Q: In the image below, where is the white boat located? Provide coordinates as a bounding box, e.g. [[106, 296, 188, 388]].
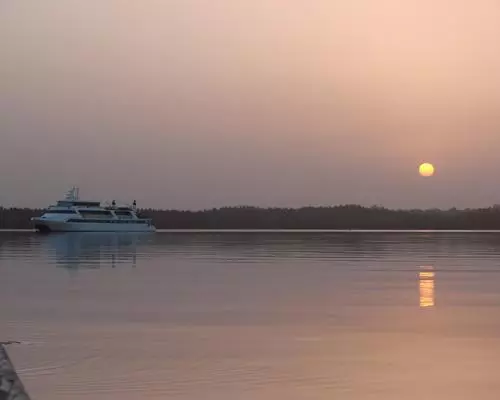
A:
[[31, 187, 156, 233]]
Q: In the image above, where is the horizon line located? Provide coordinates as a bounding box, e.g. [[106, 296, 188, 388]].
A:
[[3, 204, 500, 212]]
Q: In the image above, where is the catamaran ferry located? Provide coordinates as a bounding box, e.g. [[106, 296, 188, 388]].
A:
[[31, 188, 156, 233]]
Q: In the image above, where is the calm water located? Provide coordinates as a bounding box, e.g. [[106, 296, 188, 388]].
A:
[[2, 231, 500, 399]]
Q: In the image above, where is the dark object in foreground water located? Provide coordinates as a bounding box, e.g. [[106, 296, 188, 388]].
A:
[[0, 343, 31, 400]]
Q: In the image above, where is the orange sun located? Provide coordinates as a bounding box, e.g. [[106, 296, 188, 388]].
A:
[[419, 163, 435, 177]]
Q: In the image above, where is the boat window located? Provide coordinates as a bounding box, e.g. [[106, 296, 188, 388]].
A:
[[45, 209, 77, 214], [74, 201, 101, 207], [115, 211, 132, 216], [67, 219, 148, 224], [79, 210, 113, 216]]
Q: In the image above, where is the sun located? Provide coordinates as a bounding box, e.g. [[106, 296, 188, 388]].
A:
[[419, 163, 435, 177]]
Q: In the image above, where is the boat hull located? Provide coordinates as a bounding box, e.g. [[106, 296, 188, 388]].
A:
[[32, 218, 156, 233]]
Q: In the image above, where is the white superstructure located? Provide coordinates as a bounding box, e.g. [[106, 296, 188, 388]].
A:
[[31, 187, 156, 233]]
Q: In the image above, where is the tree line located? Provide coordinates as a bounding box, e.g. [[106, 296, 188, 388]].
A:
[[3, 205, 500, 230]]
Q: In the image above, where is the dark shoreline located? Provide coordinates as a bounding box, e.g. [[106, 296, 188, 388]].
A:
[[3, 205, 500, 230]]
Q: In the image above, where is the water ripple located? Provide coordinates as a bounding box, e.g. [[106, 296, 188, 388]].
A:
[[3, 231, 500, 399]]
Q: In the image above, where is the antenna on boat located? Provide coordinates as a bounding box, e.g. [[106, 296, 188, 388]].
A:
[[65, 186, 80, 201]]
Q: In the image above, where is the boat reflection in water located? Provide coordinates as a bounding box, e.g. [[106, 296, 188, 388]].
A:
[[419, 266, 435, 308], [44, 232, 153, 270]]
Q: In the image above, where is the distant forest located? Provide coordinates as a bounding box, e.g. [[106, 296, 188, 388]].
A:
[[3, 205, 500, 230]]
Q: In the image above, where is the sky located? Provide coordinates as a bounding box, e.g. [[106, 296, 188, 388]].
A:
[[1, 0, 500, 209]]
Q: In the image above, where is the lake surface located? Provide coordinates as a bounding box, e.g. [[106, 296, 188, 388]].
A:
[[2, 231, 500, 399]]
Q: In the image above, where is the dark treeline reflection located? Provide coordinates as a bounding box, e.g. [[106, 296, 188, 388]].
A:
[[3, 205, 500, 229]]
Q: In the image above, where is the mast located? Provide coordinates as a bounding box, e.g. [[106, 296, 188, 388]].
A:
[[64, 187, 80, 201]]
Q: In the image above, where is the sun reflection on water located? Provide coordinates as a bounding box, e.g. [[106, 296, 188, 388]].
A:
[[419, 266, 435, 308]]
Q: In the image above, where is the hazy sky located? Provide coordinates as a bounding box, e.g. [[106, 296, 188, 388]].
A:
[[2, 1, 500, 209]]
